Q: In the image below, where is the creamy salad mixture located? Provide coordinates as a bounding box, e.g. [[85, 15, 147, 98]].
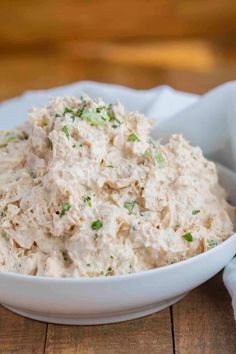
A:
[[0, 95, 235, 277]]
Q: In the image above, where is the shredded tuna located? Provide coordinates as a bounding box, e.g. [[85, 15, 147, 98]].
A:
[[0, 95, 235, 277]]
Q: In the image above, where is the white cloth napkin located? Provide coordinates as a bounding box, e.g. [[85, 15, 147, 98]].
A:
[[224, 258, 236, 320], [0, 80, 236, 318]]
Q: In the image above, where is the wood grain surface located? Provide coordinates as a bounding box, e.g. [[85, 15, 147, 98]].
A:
[[1, 0, 236, 100], [45, 308, 173, 354], [173, 274, 236, 354], [0, 0, 236, 46], [0, 274, 235, 354], [0, 1, 236, 353], [0, 306, 47, 353]]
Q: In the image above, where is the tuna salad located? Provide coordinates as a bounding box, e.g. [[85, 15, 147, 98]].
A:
[[0, 95, 235, 277]]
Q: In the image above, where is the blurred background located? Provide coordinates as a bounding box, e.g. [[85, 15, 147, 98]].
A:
[[1, 0, 236, 101]]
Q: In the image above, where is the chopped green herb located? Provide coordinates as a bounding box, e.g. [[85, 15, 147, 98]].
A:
[[63, 107, 73, 115], [74, 108, 84, 118], [107, 105, 122, 127], [144, 148, 166, 168], [86, 263, 91, 267], [207, 239, 218, 248], [192, 209, 200, 215], [62, 125, 70, 139], [91, 219, 103, 231], [55, 113, 60, 118], [107, 164, 114, 168], [72, 144, 76, 148], [83, 195, 92, 207], [0, 132, 17, 148], [60, 203, 71, 217], [1, 231, 9, 241], [96, 106, 106, 113], [128, 133, 140, 142], [124, 201, 136, 214], [80, 107, 110, 126], [70, 109, 82, 122], [110, 255, 114, 259], [79, 144, 83, 147], [42, 118, 48, 126], [182, 232, 193, 242], [63, 107, 78, 122], [107, 266, 113, 273], [154, 152, 166, 168]]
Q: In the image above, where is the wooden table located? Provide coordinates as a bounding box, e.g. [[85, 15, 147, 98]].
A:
[[0, 1, 236, 352], [0, 273, 235, 353]]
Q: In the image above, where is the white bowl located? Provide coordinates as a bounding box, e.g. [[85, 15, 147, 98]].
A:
[[0, 232, 236, 325], [1, 165, 235, 325], [0, 82, 235, 325]]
